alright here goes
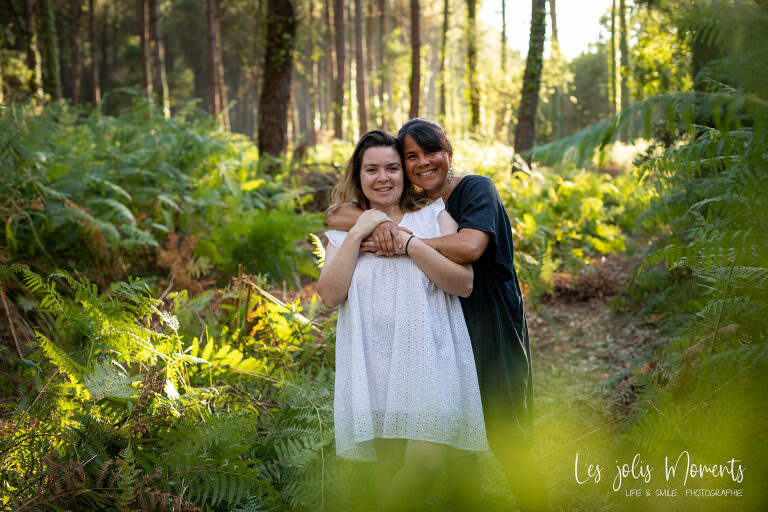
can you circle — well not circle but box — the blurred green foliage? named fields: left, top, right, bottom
left=0, top=93, right=318, bottom=285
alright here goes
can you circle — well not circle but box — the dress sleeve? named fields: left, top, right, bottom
left=454, top=176, right=515, bottom=281
left=325, top=230, right=348, bottom=248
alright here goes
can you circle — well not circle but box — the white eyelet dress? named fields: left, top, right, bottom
left=327, top=199, right=488, bottom=461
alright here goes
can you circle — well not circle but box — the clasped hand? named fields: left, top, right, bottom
left=350, top=211, right=412, bottom=256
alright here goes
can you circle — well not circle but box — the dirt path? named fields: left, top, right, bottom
left=478, top=256, right=665, bottom=511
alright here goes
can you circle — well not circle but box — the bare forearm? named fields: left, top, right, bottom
left=406, top=238, right=473, bottom=297
left=316, top=236, right=363, bottom=307
left=325, top=203, right=363, bottom=230
left=421, top=232, right=485, bottom=265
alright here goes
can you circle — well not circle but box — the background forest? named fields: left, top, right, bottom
left=1, top=0, right=767, bottom=511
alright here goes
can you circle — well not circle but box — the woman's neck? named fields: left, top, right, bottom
left=372, top=204, right=405, bottom=224
left=427, top=176, right=461, bottom=203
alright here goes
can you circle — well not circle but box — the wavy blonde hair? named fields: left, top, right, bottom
left=330, top=130, right=430, bottom=212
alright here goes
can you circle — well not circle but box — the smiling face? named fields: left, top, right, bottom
left=402, top=135, right=452, bottom=197
left=358, top=146, right=405, bottom=211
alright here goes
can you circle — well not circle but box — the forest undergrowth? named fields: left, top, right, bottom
left=2, top=69, right=768, bottom=511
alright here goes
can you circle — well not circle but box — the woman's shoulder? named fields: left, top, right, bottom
left=325, top=229, right=348, bottom=247
left=452, top=175, right=499, bottom=203
left=459, top=174, right=495, bottom=191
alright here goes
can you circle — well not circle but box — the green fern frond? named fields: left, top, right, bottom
left=36, top=331, right=85, bottom=383
left=82, top=360, right=141, bottom=402
left=309, top=233, right=325, bottom=268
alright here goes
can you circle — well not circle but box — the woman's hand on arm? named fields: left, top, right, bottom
left=395, top=212, right=474, bottom=297
left=327, top=202, right=407, bottom=256
left=317, top=210, right=392, bottom=307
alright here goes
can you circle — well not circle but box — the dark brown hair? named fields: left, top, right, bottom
left=331, top=130, right=429, bottom=211
left=397, top=118, right=453, bottom=156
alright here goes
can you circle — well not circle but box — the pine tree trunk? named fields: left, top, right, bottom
left=548, top=0, right=558, bottom=43
left=206, top=0, right=219, bottom=119
left=501, top=0, right=507, bottom=73
left=101, top=1, right=110, bottom=91
left=610, top=0, right=617, bottom=115
left=355, top=0, right=368, bottom=135
left=377, top=0, right=387, bottom=129
left=323, top=0, right=334, bottom=128
left=549, top=0, right=564, bottom=140
left=514, top=0, right=547, bottom=155
left=88, top=0, right=100, bottom=104
left=24, top=0, right=44, bottom=102
left=258, top=0, right=296, bottom=160
left=345, top=2, right=354, bottom=140
left=365, top=0, right=375, bottom=122
left=137, top=0, right=152, bottom=99
left=206, top=0, right=222, bottom=123
left=39, top=0, right=62, bottom=100
left=214, top=5, right=229, bottom=130
left=409, top=0, right=420, bottom=119
left=150, top=0, right=169, bottom=117
left=438, top=0, right=448, bottom=125
left=619, top=0, right=629, bottom=113
left=466, top=0, right=479, bottom=130
left=333, top=0, right=345, bottom=139
left=69, top=2, right=83, bottom=104
left=495, top=0, right=508, bottom=135
left=307, top=0, right=317, bottom=146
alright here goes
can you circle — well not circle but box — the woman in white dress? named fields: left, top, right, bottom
left=316, top=130, right=487, bottom=512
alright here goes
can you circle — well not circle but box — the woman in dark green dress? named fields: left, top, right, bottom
left=326, top=119, right=548, bottom=511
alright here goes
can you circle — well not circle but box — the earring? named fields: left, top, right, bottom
left=448, top=166, right=455, bottom=184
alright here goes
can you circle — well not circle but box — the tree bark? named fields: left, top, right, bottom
left=38, top=0, right=62, bottom=99
left=438, top=0, right=448, bottom=125
left=548, top=0, right=557, bottom=44
left=501, top=0, right=507, bottom=73
left=345, top=2, right=354, bottom=140
left=206, top=0, right=219, bottom=119
left=319, top=0, right=329, bottom=127
left=619, top=0, right=629, bottom=113
left=137, top=0, right=152, bottom=98
left=150, top=0, right=169, bottom=117
left=365, top=0, right=375, bottom=119
left=88, top=0, right=100, bottom=104
left=377, top=0, right=388, bottom=129
left=307, top=0, right=317, bottom=145
left=68, top=1, right=83, bottom=104
left=466, top=0, right=479, bottom=130
left=355, top=0, right=368, bottom=134
left=495, top=0, right=508, bottom=135
left=206, top=0, right=228, bottom=129
left=24, top=0, right=44, bottom=102
left=101, top=1, right=111, bottom=92
left=322, top=0, right=333, bottom=128
left=333, top=0, right=345, bottom=138
left=258, top=0, right=297, bottom=160
left=549, top=0, right=564, bottom=140
left=610, top=0, right=617, bottom=115
left=214, top=4, right=229, bottom=130
left=409, top=0, right=420, bottom=119
left=514, top=0, right=547, bottom=156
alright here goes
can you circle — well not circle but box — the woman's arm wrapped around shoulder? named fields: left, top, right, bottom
left=394, top=211, right=474, bottom=297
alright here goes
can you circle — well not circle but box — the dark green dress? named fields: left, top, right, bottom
left=446, top=175, right=533, bottom=448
